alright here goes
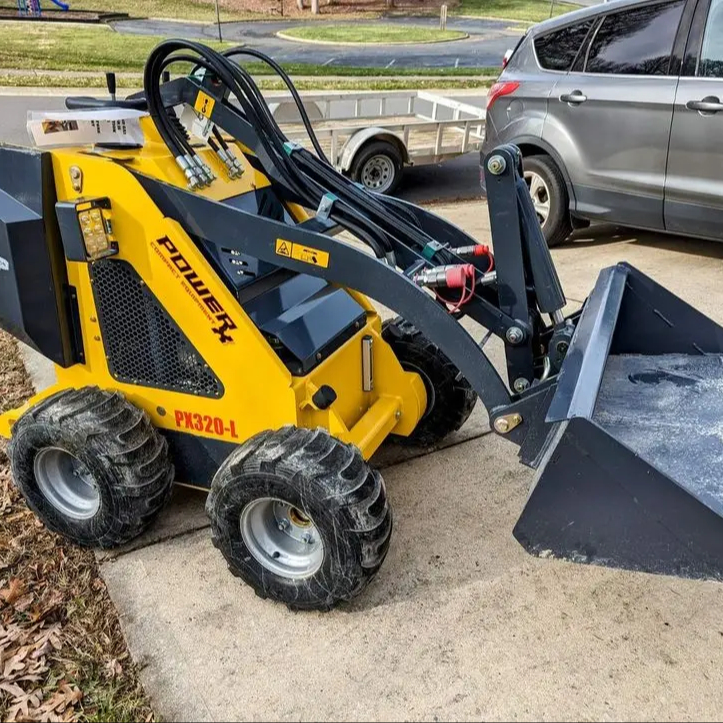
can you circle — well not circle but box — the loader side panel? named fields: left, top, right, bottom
left=0, top=146, right=74, bottom=366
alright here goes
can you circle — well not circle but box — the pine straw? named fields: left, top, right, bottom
left=0, top=330, right=154, bottom=723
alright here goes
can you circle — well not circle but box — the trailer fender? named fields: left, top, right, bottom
left=269, top=100, right=324, bottom=123
left=340, top=128, right=409, bottom=173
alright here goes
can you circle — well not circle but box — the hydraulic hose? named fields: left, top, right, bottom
left=142, top=40, right=475, bottom=270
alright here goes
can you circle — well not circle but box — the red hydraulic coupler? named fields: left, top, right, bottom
left=454, top=244, right=491, bottom=258
left=414, top=263, right=477, bottom=289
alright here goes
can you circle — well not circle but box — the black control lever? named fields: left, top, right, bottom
left=105, top=71, right=117, bottom=102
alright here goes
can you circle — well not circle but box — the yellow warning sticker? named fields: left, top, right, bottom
left=275, top=239, right=329, bottom=268
left=194, top=91, right=216, bottom=119
left=276, top=239, right=292, bottom=258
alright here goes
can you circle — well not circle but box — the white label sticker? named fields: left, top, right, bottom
left=27, top=109, right=147, bottom=148
left=0, top=257, right=9, bottom=272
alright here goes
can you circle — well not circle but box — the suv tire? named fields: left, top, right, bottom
left=523, top=154, right=572, bottom=247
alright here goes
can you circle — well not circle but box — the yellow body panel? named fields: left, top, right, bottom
left=0, top=126, right=426, bottom=478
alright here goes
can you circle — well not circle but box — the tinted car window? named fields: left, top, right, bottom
left=535, top=20, right=594, bottom=71
left=586, top=0, right=685, bottom=75
left=699, top=0, right=723, bottom=77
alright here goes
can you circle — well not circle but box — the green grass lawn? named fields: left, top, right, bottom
left=454, top=0, right=580, bottom=21
left=0, top=0, right=260, bottom=21
left=0, top=72, right=490, bottom=90
left=280, top=23, right=467, bottom=43
left=239, top=61, right=498, bottom=75
left=0, top=21, right=231, bottom=72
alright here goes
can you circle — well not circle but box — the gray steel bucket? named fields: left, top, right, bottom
left=514, top=262, right=723, bottom=580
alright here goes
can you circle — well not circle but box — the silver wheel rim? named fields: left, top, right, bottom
left=361, top=154, right=395, bottom=193
left=34, top=447, right=100, bottom=520
left=524, top=170, right=551, bottom=226
left=240, top=497, right=324, bottom=579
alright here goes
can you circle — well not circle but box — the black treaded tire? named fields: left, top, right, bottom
left=522, top=154, right=572, bottom=248
left=350, top=140, right=404, bottom=195
left=382, top=317, right=477, bottom=447
left=8, top=386, right=174, bottom=548
left=206, top=426, right=392, bottom=611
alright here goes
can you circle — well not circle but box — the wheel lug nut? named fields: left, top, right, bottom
left=278, top=519, right=290, bottom=531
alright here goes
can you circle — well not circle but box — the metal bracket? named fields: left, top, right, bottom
left=317, top=193, right=338, bottom=222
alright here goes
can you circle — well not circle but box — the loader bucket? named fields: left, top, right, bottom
left=514, top=262, right=723, bottom=580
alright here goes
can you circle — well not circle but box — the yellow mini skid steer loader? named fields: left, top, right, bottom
left=2, top=40, right=723, bottom=610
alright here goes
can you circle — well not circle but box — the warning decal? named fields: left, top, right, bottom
left=275, top=239, right=329, bottom=268
left=275, top=239, right=292, bottom=258
left=194, top=91, right=216, bottom=119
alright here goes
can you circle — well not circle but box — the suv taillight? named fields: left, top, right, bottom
left=486, top=81, right=519, bottom=111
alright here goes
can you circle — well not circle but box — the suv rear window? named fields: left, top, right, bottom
left=586, top=0, right=685, bottom=75
left=534, top=20, right=594, bottom=71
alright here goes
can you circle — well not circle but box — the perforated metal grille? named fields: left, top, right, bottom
left=91, top=259, right=223, bottom=397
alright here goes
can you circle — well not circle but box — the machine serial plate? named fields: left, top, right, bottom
left=275, top=239, right=330, bottom=268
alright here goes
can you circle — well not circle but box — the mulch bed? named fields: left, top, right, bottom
left=0, top=330, right=153, bottom=723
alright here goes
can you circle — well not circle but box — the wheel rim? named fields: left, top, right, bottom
left=34, top=447, right=100, bottom=520
left=240, top=497, right=324, bottom=579
left=360, top=154, right=395, bottom=193
left=524, top=170, right=551, bottom=227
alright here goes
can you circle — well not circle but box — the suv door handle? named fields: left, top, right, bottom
left=686, top=96, right=723, bottom=113
left=560, top=91, right=587, bottom=104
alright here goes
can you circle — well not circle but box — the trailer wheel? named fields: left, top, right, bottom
left=8, top=387, right=174, bottom=548
left=207, top=426, right=392, bottom=611
left=523, top=154, right=572, bottom=247
left=351, top=140, right=404, bottom=195
left=382, top=317, right=477, bottom=447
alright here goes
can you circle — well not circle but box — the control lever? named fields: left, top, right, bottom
left=105, top=72, right=117, bottom=102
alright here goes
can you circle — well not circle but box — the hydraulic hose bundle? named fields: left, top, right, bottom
left=143, top=40, right=493, bottom=306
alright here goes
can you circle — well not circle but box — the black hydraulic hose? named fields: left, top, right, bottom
left=224, top=47, right=328, bottom=163
left=143, top=41, right=456, bottom=265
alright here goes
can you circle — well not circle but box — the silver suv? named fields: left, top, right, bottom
left=482, top=0, right=723, bottom=246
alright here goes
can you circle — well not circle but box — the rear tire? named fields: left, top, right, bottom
left=350, top=140, right=404, bottom=195
left=382, top=317, right=477, bottom=447
left=523, top=154, right=572, bottom=247
left=207, top=426, right=392, bottom=611
left=9, top=387, right=174, bottom=548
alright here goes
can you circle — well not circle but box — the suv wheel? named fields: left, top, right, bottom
left=523, top=154, right=572, bottom=247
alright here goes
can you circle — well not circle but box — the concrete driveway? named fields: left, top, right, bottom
left=80, top=203, right=723, bottom=722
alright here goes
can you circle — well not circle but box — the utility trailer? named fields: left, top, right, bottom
left=267, top=89, right=486, bottom=194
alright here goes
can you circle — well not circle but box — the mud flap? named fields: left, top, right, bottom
left=514, top=262, right=723, bottom=580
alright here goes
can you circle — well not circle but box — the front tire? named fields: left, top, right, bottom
left=207, top=426, right=392, bottom=611
left=523, top=154, right=572, bottom=247
left=383, top=317, right=477, bottom=447
left=9, top=387, right=174, bottom=548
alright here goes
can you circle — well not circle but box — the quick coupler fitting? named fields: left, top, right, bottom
left=216, top=148, right=241, bottom=179
left=176, top=156, right=201, bottom=190
left=190, top=155, right=215, bottom=186
left=226, top=149, right=244, bottom=176
left=414, top=264, right=476, bottom=289
left=455, top=244, right=492, bottom=258
left=184, top=155, right=207, bottom=187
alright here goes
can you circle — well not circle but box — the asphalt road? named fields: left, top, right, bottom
left=0, top=93, right=484, bottom=203
left=111, top=16, right=524, bottom=69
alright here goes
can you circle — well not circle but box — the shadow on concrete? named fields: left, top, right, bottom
left=563, top=223, right=723, bottom=261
